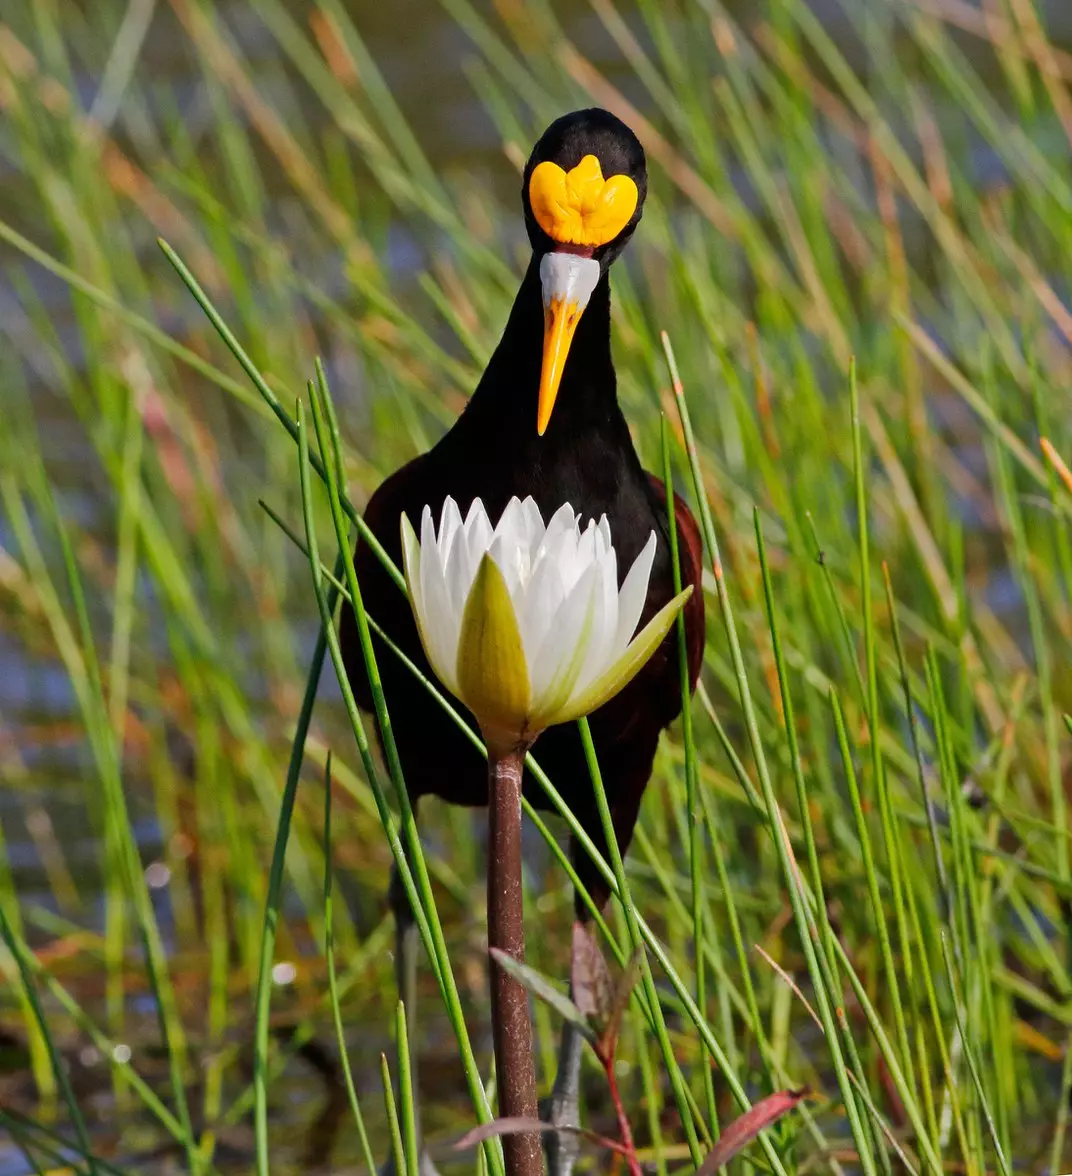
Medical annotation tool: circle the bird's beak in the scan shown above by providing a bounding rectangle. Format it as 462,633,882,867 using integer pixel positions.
537,252,601,436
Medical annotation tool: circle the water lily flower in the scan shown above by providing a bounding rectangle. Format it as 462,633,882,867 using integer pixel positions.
400,495,692,753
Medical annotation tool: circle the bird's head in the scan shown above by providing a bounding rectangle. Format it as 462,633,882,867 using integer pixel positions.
521,108,647,435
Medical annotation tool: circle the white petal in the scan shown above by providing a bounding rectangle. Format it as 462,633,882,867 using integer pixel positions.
539,502,577,563
494,496,524,543
554,586,693,727
517,548,565,663
577,518,596,568
400,513,424,621
418,506,459,689
463,498,494,559
445,520,477,616
613,531,657,655
520,497,546,550
487,532,525,601
419,504,439,576
493,498,533,589
554,517,597,598
528,562,600,720
574,542,619,693
550,523,580,594
445,499,491,614
436,498,463,574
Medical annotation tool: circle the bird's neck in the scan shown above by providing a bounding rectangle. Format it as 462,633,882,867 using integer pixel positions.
466,256,625,443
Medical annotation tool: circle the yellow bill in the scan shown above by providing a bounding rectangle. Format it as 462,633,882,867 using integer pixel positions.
537,252,600,435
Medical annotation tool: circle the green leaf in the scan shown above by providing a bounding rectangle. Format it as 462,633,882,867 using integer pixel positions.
488,948,596,1044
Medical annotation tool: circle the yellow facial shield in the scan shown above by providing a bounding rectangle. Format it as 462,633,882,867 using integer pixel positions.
537,253,600,435
529,154,639,248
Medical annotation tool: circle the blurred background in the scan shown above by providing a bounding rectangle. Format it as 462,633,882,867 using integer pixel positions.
3,0,1072,1173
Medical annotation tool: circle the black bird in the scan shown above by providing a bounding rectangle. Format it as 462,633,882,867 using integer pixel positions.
342,108,705,1175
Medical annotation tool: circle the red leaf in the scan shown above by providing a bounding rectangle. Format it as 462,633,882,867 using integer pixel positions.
694,1089,808,1176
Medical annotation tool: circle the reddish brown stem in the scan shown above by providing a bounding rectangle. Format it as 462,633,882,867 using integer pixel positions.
604,1054,642,1176
487,748,541,1176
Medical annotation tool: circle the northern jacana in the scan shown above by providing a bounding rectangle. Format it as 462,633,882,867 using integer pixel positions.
341,108,705,1176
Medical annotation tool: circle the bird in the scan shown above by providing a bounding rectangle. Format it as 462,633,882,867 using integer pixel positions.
340,108,705,1176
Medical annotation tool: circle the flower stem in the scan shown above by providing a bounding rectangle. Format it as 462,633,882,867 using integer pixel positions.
487,748,541,1176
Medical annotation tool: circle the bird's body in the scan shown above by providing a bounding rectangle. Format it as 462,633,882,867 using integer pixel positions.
341,256,704,905
340,108,705,1176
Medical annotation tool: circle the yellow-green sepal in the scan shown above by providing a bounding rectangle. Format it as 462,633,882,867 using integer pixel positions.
555,585,693,725
456,553,531,744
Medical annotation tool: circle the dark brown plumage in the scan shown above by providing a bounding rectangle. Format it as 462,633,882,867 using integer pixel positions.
340,109,705,914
